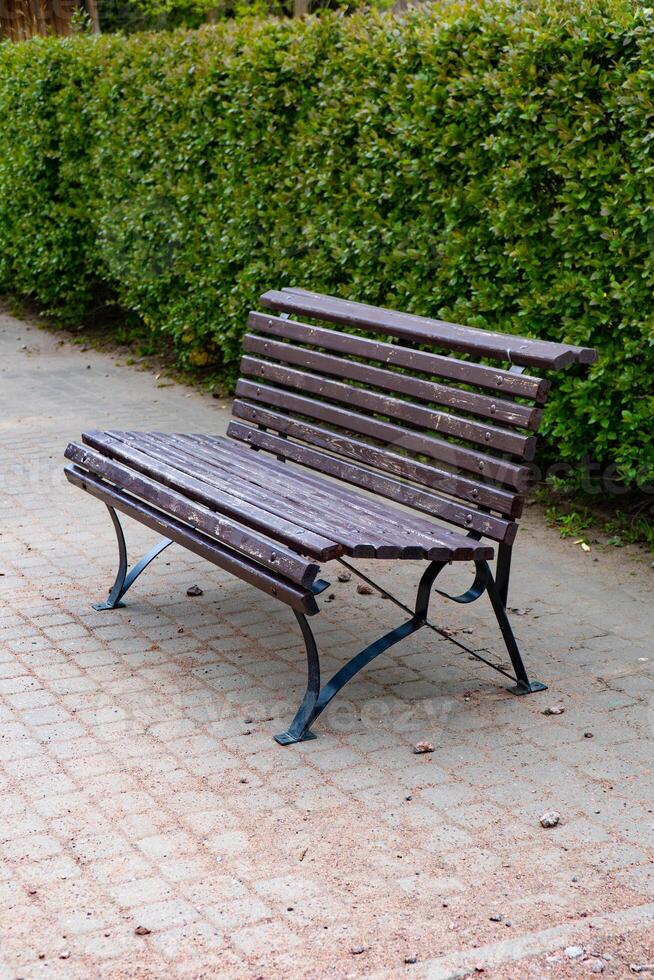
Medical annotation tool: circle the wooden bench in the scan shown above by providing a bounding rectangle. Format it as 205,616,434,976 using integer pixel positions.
64,288,597,744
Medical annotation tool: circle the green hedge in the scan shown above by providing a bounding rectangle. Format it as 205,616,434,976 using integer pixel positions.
1,0,653,485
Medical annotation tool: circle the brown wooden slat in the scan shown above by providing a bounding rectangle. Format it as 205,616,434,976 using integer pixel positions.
227,422,510,547
229,403,522,517
263,288,597,370
159,435,424,560
140,431,463,561
183,433,484,559
234,382,533,490
64,466,320,615
66,442,320,587
80,429,342,562
247,312,550,403
220,428,511,546
243,333,543,431
240,356,536,459
108,430,402,560
106,430,381,559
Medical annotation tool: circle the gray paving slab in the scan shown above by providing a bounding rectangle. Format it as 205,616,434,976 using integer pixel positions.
0,310,653,977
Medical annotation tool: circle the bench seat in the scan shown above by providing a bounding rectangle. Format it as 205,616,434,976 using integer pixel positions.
66,429,495,565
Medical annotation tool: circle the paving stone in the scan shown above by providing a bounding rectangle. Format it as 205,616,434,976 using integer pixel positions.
1,312,653,977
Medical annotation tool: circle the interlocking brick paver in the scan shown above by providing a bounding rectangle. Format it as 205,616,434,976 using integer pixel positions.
1,311,654,976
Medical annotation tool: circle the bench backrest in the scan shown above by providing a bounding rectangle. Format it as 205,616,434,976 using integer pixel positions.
227,288,597,546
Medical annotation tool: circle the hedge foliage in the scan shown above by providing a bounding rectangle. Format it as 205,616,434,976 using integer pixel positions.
1,0,653,484
96,0,384,36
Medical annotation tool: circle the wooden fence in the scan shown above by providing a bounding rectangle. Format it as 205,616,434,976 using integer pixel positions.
0,0,99,39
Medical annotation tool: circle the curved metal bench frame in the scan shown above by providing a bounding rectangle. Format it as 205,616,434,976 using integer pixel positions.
92,503,544,745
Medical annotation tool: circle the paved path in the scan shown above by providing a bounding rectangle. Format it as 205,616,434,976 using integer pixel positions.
0,311,653,979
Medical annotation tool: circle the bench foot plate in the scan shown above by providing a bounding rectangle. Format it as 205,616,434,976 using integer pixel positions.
274,730,318,746
507,680,548,696
93,599,126,611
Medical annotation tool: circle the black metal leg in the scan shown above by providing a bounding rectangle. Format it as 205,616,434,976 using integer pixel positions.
275,607,426,744
93,505,173,611
272,560,445,744
415,560,448,618
495,543,513,609
93,506,128,610
275,612,321,744
274,556,534,744
329,557,547,704
484,565,547,695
